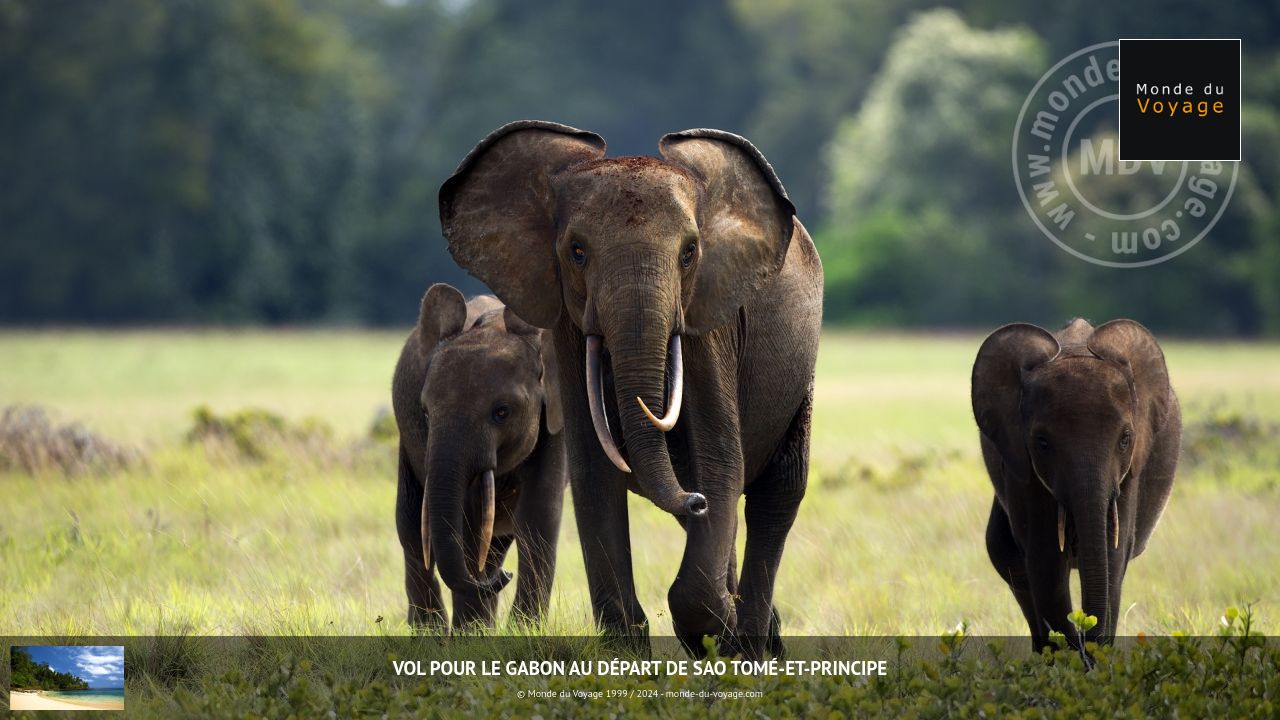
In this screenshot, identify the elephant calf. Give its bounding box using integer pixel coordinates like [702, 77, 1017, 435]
[392, 283, 566, 629]
[972, 318, 1180, 649]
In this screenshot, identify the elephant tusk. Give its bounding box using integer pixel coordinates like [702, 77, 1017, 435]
[476, 469, 496, 575]
[1110, 497, 1120, 550]
[636, 335, 683, 432]
[420, 484, 431, 571]
[586, 335, 631, 473]
[1057, 504, 1066, 553]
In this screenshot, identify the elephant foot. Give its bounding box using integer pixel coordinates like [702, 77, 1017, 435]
[719, 607, 783, 660]
[767, 606, 784, 658]
[600, 630, 652, 659]
[669, 582, 736, 658]
[678, 632, 719, 659]
[407, 605, 448, 633]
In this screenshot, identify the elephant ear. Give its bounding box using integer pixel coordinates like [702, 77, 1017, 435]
[464, 294, 505, 329]
[501, 307, 562, 435]
[538, 328, 563, 435]
[440, 121, 607, 329]
[971, 323, 1061, 480]
[658, 129, 796, 333]
[1088, 319, 1173, 461]
[418, 283, 468, 362]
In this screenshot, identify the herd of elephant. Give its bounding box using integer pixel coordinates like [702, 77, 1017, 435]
[390, 120, 1181, 657]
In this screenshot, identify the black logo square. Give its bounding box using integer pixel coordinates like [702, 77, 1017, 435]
[1119, 39, 1241, 161]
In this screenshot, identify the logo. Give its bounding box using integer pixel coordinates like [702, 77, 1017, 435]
[1012, 42, 1238, 268]
[1119, 39, 1241, 161]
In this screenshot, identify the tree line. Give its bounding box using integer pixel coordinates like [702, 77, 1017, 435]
[1, 0, 1277, 334]
[9, 648, 90, 691]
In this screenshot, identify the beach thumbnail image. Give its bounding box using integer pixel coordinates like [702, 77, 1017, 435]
[9, 646, 125, 711]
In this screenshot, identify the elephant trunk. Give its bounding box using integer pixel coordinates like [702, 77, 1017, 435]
[611, 339, 706, 517]
[636, 335, 683, 431]
[425, 444, 509, 596]
[586, 335, 686, 466]
[584, 257, 705, 517]
[1073, 485, 1113, 644]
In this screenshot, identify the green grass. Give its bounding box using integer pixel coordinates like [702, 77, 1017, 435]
[1, 329, 1278, 638]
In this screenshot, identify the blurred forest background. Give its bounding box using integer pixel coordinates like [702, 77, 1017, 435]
[1, 0, 1278, 335]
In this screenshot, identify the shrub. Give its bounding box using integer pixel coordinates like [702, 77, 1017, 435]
[1184, 408, 1280, 466]
[187, 405, 333, 462]
[185, 405, 393, 472]
[1182, 406, 1280, 492]
[0, 405, 140, 476]
[368, 405, 398, 445]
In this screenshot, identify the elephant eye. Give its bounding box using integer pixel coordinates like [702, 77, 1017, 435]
[680, 240, 697, 268]
[1036, 435, 1050, 451]
[570, 241, 587, 266]
[1119, 430, 1132, 451]
[491, 403, 511, 424]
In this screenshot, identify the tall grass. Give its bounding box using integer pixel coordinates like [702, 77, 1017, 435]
[1, 330, 1277, 637]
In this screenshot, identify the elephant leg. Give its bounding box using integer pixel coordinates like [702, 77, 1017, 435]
[985, 498, 1036, 644]
[671, 511, 744, 655]
[482, 535, 515, 622]
[735, 390, 812, 659]
[1106, 557, 1128, 641]
[401, 549, 447, 631]
[396, 445, 446, 630]
[1105, 498, 1132, 642]
[452, 535, 514, 629]
[726, 536, 739, 603]
[669, 484, 741, 656]
[1027, 565, 1072, 650]
[569, 455, 647, 643]
[1023, 519, 1073, 651]
[556, 323, 647, 647]
[671, 510, 738, 602]
[667, 370, 746, 657]
[512, 432, 567, 625]
[715, 529, 751, 658]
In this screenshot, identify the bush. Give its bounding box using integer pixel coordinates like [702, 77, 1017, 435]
[1184, 409, 1280, 466]
[185, 405, 393, 472]
[186, 405, 334, 462]
[368, 405, 398, 445]
[0, 405, 140, 476]
[1182, 406, 1280, 492]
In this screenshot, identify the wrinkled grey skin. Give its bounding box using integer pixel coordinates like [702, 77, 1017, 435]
[972, 318, 1180, 650]
[392, 283, 566, 630]
[438, 121, 823, 657]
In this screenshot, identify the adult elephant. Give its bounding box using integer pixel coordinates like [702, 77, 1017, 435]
[439, 121, 823, 656]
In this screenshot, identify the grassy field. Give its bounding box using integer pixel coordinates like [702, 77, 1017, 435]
[1, 328, 1278, 638]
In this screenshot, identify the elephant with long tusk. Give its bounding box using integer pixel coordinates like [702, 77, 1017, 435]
[392, 283, 567, 631]
[972, 318, 1181, 651]
[438, 121, 823, 658]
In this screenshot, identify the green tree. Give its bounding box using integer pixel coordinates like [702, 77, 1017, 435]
[821, 10, 1052, 326]
[730, 0, 933, 221]
[9, 648, 90, 690]
[0, 0, 375, 323]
